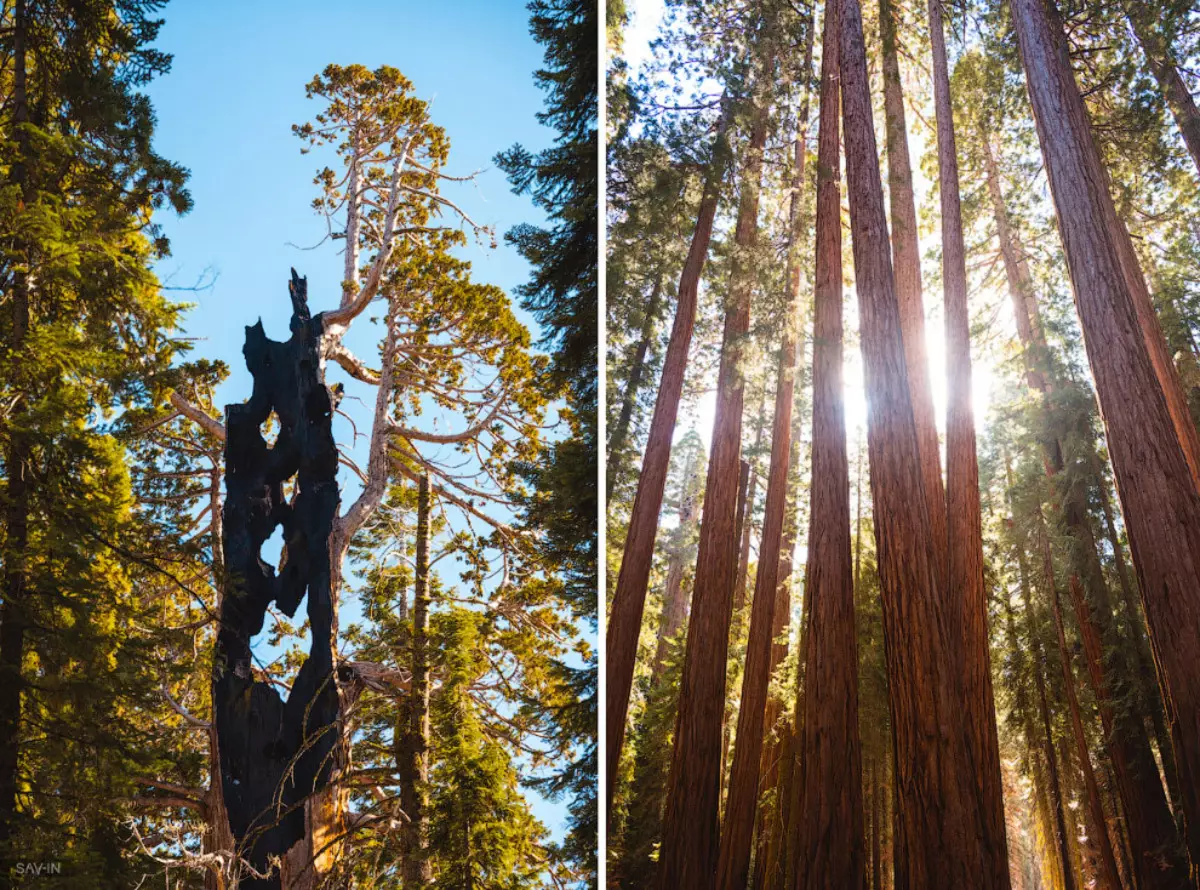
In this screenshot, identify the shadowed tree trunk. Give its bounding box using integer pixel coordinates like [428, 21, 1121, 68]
[398, 475, 432, 887]
[608, 270, 666, 501]
[1011, 0, 1200, 876]
[878, 0, 946, 585]
[841, 0, 1008, 883]
[795, 1, 866, 882]
[734, 398, 767, 611]
[216, 273, 346, 890]
[606, 99, 732, 815]
[656, 72, 771, 890]
[1126, 4, 1200, 181]
[651, 450, 702, 682]
[928, 4, 1010, 883]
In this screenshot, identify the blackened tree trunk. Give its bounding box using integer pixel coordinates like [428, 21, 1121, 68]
[216, 273, 345, 890]
[606, 102, 732, 814]
[878, 0, 946, 584]
[656, 85, 770, 890]
[0, 1, 32, 861]
[1010, 0, 1200, 875]
[928, 2, 1011, 884]
[608, 270, 666, 501]
[841, 0, 1007, 884]
[795, 1, 866, 882]
[399, 475, 432, 886]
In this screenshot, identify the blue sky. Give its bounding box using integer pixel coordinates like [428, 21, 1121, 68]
[146, 0, 572, 843]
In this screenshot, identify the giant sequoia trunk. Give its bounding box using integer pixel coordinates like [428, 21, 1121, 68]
[715, 66, 812, 890]
[398, 475, 432, 887]
[928, 2, 1011, 884]
[840, 0, 1009, 884]
[1010, 0, 1200, 877]
[656, 83, 770, 890]
[606, 102, 731, 812]
[794, 2, 866, 883]
[878, 0, 946, 584]
[216, 272, 346, 890]
[1127, 5, 1200, 182]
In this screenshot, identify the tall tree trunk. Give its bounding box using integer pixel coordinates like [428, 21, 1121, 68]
[606, 100, 732, 815]
[608, 270, 666, 501]
[841, 0, 1006, 884]
[399, 475, 432, 886]
[734, 402, 766, 612]
[1041, 528, 1123, 890]
[1126, 5, 1200, 182]
[872, 758, 883, 890]
[983, 66, 1192, 882]
[716, 85, 813, 890]
[794, 1, 865, 885]
[656, 78, 770, 890]
[0, 0, 32, 864]
[878, 0, 946, 584]
[928, 5, 1010, 882]
[651, 451, 702, 682]
[1016, 537, 1077, 890]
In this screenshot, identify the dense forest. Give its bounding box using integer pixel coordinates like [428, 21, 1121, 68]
[605, 0, 1200, 888]
[0, 1, 596, 888]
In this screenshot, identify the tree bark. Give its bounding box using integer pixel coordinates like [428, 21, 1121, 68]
[841, 0, 1007, 884]
[656, 82, 770, 890]
[607, 270, 666, 501]
[651, 449, 702, 682]
[793, 1, 866, 885]
[606, 100, 732, 816]
[399, 475, 432, 886]
[878, 0, 946, 585]
[716, 96, 811, 890]
[928, 5, 1010, 883]
[1010, 0, 1200, 877]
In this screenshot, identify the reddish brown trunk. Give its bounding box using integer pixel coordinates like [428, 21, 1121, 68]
[1127, 6, 1200, 182]
[606, 100, 732, 815]
[878, 0, 946, 585]
[1041, 531, 1123, 890]
[795, 0, 865, 881]
[734, 456, 754, 611]
[872, 759, 883, 890]
[842, 0, 1007, 884]
[1011, 0, 1200, 874]
[652, 452, 702, 681]
[929, 4, 1010, 881]
[656, 84, 771, 890]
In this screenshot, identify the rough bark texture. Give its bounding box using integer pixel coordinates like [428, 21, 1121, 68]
[795, 2, 867, 882]
[716, 115, 808, 890]
[841, 0, 1006, 884]
[656, 88, 769, 890]
[606, 103, 732, 813]
[399, 475, 431, 886]
[216, 272, 345, 889]
[1011, 0, 1200, 878]
[928, 2, 1011, 885]
[607, 270, 665, 501]
[878, 0, 946, 584]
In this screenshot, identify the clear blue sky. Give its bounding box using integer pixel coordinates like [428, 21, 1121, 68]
[146, 0, 570, 842]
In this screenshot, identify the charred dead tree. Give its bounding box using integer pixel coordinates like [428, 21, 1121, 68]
[216, 271, 345, 890]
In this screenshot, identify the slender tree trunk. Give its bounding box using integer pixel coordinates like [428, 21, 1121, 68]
[842, 0, 1006, 884]
[928, 5, 1010, 882]
[734, 457, 753, 611]
[1015, 537, 1077, 890]
[651, 452, 701, 682]
[878, 0, 946, 585]
[399, 476, 432, 886]
[1040, 529, 1123, 890]
[1126, 6, 1200, 182]
[0, 1, 32, 865]
[606, 100, 732, 815]
[608, 270, 666, 500]
[716, 103, 812, 890]
[794, 1, 865, 885]
[656, 77, 770, 890]
[992, 12, 1200, 869]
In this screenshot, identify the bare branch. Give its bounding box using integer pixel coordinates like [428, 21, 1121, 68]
[169, 392, 226, 442]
